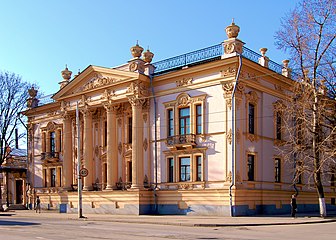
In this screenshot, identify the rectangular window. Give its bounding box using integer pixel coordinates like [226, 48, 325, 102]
[179, 107, 190, 135]
[248, 104, 255, 134]
[247, 154, 255, 181]
[168, 109, 174, 137]
[128, 117, 132, 143]
[168, 158, 174, 183]
[196, 104, 202, 134]
[275, 158, 281, 183]
[59, 130, 62, 152]
[196, 156, 202, 181]
[44, 169, 47, 187]
[276, 112, 282, 140]
[180, 157, 190, 182]
[50, 168, 56, 187]
[104, 121, 107, 146]
[50, 132, 56, 153]
[58, 168, 62, 187]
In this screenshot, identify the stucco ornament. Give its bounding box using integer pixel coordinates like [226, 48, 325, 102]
[81, 74, 118, 92]
[221, 66, 237, 77]
[177, 93, 191, 107]
[245, 91, 259, 104]
[227, 129, 232, 144]
[176, 77, 193, 87]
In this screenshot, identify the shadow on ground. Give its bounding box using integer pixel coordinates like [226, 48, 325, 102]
[0, 220, 40, 226]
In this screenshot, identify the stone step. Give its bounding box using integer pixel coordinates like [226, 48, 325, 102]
[7, 204, 27, 210]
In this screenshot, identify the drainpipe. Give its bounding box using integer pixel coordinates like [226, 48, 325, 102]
[149, 74, 158, 213]
[229, 54, 242, 217]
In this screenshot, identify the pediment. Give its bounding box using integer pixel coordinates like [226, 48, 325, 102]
[53, 65, 140, 100]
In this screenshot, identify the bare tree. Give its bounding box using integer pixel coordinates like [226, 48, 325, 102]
[275, 0, 335, 217]
[0, 71, 34, 211]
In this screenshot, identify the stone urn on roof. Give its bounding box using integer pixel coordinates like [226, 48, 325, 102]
[130, 41, 144, 58]
[225, 19, 240, 38]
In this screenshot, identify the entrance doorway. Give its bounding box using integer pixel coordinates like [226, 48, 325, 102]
[15, 180, 23, 204]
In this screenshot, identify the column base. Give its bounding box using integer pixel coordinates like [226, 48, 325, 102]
[62, 186, 73, 191]
[130, 184, 144, 190]
[83, 186, 93, 191]
[105, 185, 115, 191]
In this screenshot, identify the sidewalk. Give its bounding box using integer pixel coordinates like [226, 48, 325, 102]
[2, 210, 336, 227]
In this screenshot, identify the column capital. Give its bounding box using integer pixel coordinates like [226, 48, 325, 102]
[128, 96, 147, 107]
[103, 102, 121, 113]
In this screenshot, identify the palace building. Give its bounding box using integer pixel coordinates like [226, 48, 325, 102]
[22, 22, 336, 216]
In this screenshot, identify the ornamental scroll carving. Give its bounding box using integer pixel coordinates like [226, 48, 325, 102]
[103, 103, 121, 114]
[127, 81, 149, 107]
[272, 100, 285, 112]
[163, 93, 206, 109]
[126, 81, 149, 98]
[245, 91, 259, 104]
[227, 129, 232, 145]
[101, 89, 115, 102]
[80, 73, 118, 92]
[177, 93, 192, 107]
[221, 81, 245, 110]
[60, 101, 70, 112]
[176, 77, 193, 87]
[221, 66, 237, 78]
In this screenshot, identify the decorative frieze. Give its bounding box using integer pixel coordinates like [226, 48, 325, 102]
[80, 74, 118, 92]
[221, 66, 237, 78]
[176, 77, 193, 87]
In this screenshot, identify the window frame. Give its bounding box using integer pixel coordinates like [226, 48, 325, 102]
[247, 154, 255, 181]
[167, 109, 174, 137]
[179, 157, 191, 182]
[167, 157, 174, 183]
[50, 168, 56, 187]
[274, 158, 281, 183]
[179, 107, 191, 135]
[276, 112, 282, 140]
[50, 131, 56, 153]
[248, 103, 255, 134]
[195, 104, 202, 135]
[196, 155, 202, 181]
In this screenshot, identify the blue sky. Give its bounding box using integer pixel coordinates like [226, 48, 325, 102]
[0, 0, 298, 95]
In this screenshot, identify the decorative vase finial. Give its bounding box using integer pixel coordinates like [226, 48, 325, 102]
[130, 41, 144, 58]
[225, 19, 240, 38]
[143, 47, 154, 63]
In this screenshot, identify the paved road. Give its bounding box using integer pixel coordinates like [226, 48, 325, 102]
[1, 215, 336, 240]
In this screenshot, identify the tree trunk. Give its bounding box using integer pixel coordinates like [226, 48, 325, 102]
[313, 90, 326, 218]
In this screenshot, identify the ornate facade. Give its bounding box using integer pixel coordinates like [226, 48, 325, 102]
[22, 22, 336, 216]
